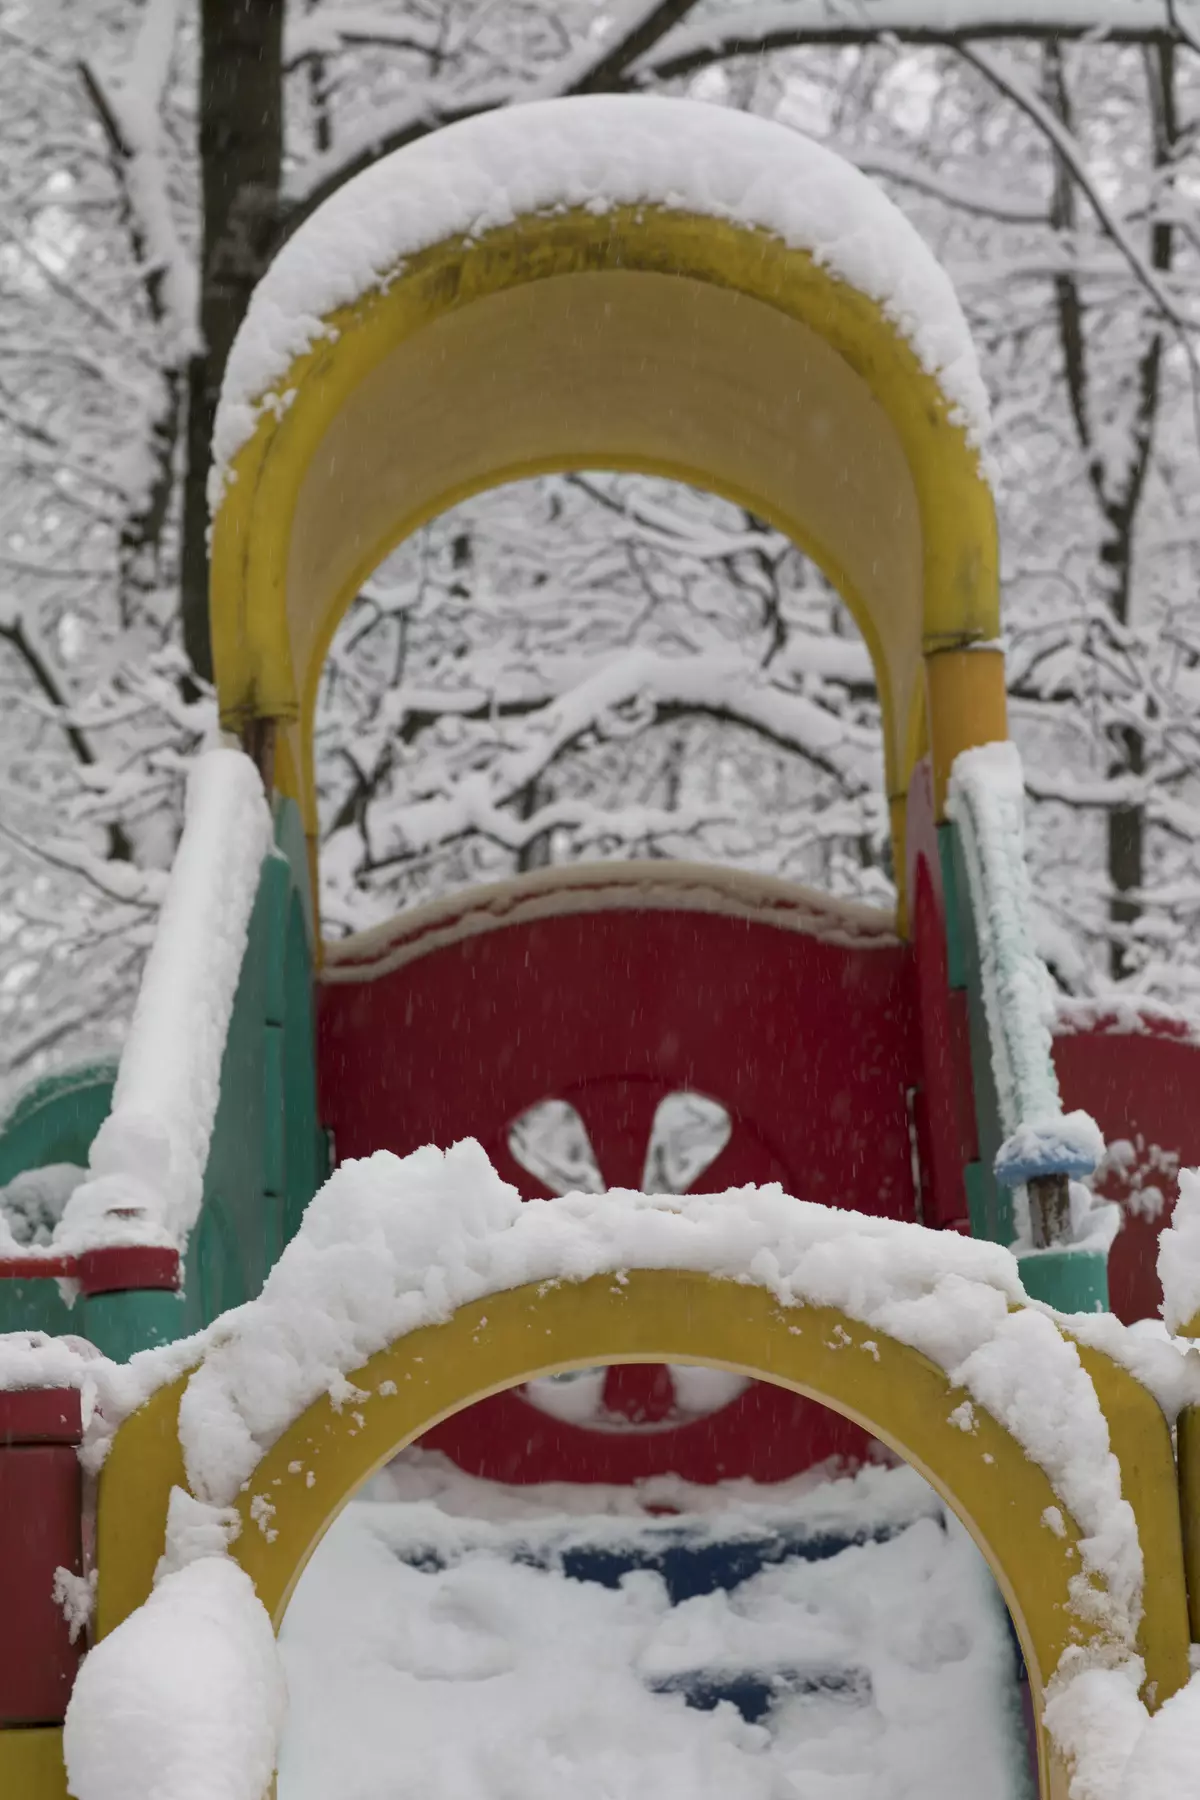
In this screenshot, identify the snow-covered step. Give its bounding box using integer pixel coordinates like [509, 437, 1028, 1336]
[278, 1455, 1032, 1800]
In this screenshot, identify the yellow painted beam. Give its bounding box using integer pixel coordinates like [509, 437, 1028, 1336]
[0, 1727, 70, 1800]
[210, 206, 1001, 932]
[1073, 1340, 1192, 1706]
[93, 1371, 191, 1642]
[96, 1269, 1189, 1800]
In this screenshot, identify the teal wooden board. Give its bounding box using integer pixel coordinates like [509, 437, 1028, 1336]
[0, 1277, 77, 1337]
[0, 794, 327, 1359]
[0, 1065, 118, 1337]
[0, 1065, 116, 1188]
[1017, 1248, 1110, 1314]
[941, 822, 1012, 1247]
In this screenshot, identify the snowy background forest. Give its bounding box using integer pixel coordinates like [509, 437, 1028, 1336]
[1, 1, 1198, 1092]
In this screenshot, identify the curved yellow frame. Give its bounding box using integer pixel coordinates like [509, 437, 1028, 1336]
[210, 207, 1006, 930]
[93, 1272, 1189, 1800]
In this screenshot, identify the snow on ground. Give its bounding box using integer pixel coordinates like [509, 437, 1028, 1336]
[212, 94, 991, 506]
[277, 1453, 1029, 1800]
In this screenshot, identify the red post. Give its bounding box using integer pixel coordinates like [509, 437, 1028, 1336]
[0, 1389, 84, 1725]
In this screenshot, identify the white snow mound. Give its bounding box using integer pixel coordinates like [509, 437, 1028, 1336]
[63, 1556, 285, 1800]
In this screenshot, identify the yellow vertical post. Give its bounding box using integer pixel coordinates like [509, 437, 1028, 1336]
[0, 1727, 70, 1799]
[925, 647, 1009, 819]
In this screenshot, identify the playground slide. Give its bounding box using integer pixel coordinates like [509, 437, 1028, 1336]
[278, 1459, 1030, 1800]
[5, 93, 1200, 1800]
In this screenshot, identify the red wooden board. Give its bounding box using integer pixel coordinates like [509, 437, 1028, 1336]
[0, 1244, 179, 1295]
[319, 899, 922, 1484]
[0, 1444, 82, 1723]
[1054, 1015, 1200, 1325]
[0, 1388, 81, 1446]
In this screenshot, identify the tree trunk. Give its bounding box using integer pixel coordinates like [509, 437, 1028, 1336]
[1043, 42, 1175, 979]
[181, 0, 285, 682]
[1102, 43, 1175, 979]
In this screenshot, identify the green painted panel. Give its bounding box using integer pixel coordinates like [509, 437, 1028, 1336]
[197, 865, 273, 1315]
[0, 1065, 116, 1187]
[281, 889, 323, 1246]
[259, 853, 291, 1028]
[189, 799, 321, 1320]
[946, 821, 1011, 1245]
[0, 1064, 117, 1337]
[190, 1188, 244, 1329]
[935, 824, 969, 993]
[274, 795, 315, 951]
[0, 1278, 77, 1336]
[2, 793, 325, 1359]
[80, 1288, 189, 1359]
[1017, 1248, 1109, 1314]
[263, 1023, 285, 1200]
[963, 1163, 993, 1243]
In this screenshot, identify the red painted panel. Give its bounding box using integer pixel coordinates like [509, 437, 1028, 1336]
[0, 1245, 180, 1295]
[0, 1445, 83, 1723]
[319, 908, 920, 1217]
[0, 1388, 81, 1446]
[1055, 1017, 1200, 1325]
[426, 1381, 874, 1486]
[319, 902, 921, 1483]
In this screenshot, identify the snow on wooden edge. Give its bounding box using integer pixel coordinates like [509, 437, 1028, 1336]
[211, 95, 990, 508]
[50, 749, 272, 1255]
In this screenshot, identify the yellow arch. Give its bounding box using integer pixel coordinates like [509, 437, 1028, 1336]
[210, 205, 1006, 931]
[93, 1271, 1189, 1800]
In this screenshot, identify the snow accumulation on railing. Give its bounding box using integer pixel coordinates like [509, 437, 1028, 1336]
[14, 1140, 1195, 1800]
[211, 94, 991, 506]
[946, 743, 1105, 1251]
[38, 749, 272, 1260]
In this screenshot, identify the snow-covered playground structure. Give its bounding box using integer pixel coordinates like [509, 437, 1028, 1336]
[4, 95, 1200, 1800]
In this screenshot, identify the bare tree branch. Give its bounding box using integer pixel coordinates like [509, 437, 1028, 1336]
[959, 42, 1198, 339]
[283, 0, 705, 228]
[0, 619, 134, 863]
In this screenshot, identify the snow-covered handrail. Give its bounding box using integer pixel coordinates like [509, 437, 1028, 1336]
[52, 749, 273, 1256]
[946, 743, 1103, 1248]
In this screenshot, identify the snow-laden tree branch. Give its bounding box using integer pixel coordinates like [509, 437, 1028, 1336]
[642, 0, 1193, 83]
[366, 647, 874, 862]
[78, 0, 196, 361]
[959, 41, 1199, 339]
